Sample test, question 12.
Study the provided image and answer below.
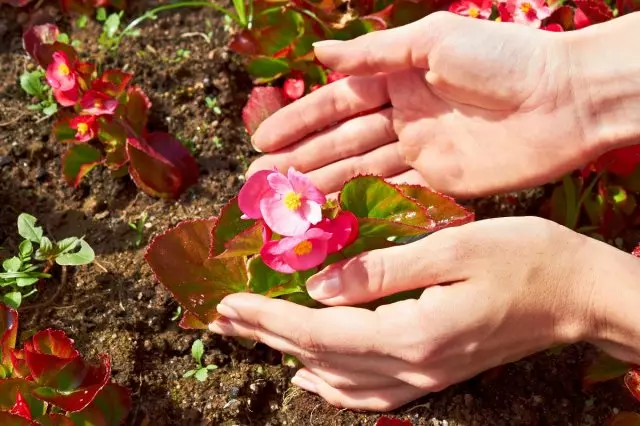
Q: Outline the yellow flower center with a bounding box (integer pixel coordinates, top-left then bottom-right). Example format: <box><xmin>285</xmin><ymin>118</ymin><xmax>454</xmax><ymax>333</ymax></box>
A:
<box><xmin>293</xmin><ymin>240</ymin><xmax>313</xmax><ymax>256</ymax></box>
<box><xmin>468</xmin><ymin>6</ymin><xmax>480</xmax><ymax>17</ymax></box>
<box><xmin>58</xmin><ymin>63</ymin><xmax>70</xmax><ymax>76</ymax></box>
<box><xmin>94</xmin><ymin>99</ymin><xmax>103</xmax><ymax>109</ymax></box>
<box><xmin>520</xmin><ymin>2</ymin><xmax>532</xmax><ymax>13</ymax></box>
<box><xmin>283</xmin><ymin>192</ymin><xmax>302</xmax><ymax>211</ymax></box>
<box><xmin>76</xmin><ymin>122</ymin><xmax>89</xmax><ymax>136</ymax></box>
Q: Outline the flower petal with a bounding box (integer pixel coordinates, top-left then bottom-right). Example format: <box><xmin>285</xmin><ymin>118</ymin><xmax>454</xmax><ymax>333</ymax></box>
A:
<box><xmin>267</xmin><ymin>171</ymin><xmax>293</xmax><ymax>194</ymax></box>
<box><xmin>287</xmin><ymin>167</ymin><xmax>326</xmax><ymax>205</ymax></box>
<box><xmin>301</xmin><ymin>200</ymin><xmax>323</xmax><ymax>225</ymax></box>
<box><xmin>284</xmin><ymin>239</ymin><xmax>329</xmax><ymax>271</ymax></box>
<box><xmin>316</xmin><ymin>211</ymin><xmax>359</xmax><ymax>253</ymax></box>
<box><xmin>261</xmin><ymin>196</ymin><xmax>310</xmax><ymax>236</ymax></box>
<box><xmin>238</xmin><ymin>170</ymin><xmax>274</xmax><ymax>219</ymax></box>
<box><xmin>261</xmin><ymin>240</ymin><xmax>297</xmax><ymax>273</ymax></box>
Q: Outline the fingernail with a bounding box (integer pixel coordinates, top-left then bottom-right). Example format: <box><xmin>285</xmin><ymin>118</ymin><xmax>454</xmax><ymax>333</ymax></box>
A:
<box><xmin>216</xmin><ymin>303</ymin><xmax>240</xmax><ymax>321</ymax></box>
<box><xmin>250</xmin><ymin>136</ymin><xmax>262</xmax><ymax>153</ymax></box>
<box><xmin>291</xmin><ymin>374</ymin><xmax>318</xmax><ymax>393</ymax></box>
<box><xmin>208</xmin><ymin>317</ymin><xmax>237</xmax><ymax>335</ymax></box>
<box><xmin>312</xmin><ymin>40</ymin><xmax>343</xmax><ymax>48</ymax></box>
<box><xmin>306</xmin><ymin>271</ymin><xmax>342</xmax><ymax>300</ymax></box>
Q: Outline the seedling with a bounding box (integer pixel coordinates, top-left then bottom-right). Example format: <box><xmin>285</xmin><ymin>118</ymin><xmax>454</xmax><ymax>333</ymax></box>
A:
<box><xmin>183</xmin><ymin>339</ymin><xmax>218</xmax><ymax>382</ymax></box>
<box><xmin>128</xmin><ymin>212</ymin><xmax>148</xmax><ymax>247</ymax></box>
<box><xmin>0</xmin><ymin>213</ymin><xmax>95</xmax><ymax>309</ymax></box>
<box><xmin>171</xmin><ymin>305</ymin><xmax>182</xmax><ymax>321</ymax></box>
<box><xmin>205</xmin><ymin>96</ymin><xmax>222</xmax><ymax>115</ymax></box>
<box><xmin>20</xmin><ymin>70</ymin><xmax>58</xmax><ymax>117</ymax></box>
<box><xmin>173</xmin><ymin>48</ymin><xmax>191</xmax><ymax>62</ymax></box>
<box><xmin>213</xmin><ymin>135</ymin><xmax>223</xmax><ymax>149</ymax></box>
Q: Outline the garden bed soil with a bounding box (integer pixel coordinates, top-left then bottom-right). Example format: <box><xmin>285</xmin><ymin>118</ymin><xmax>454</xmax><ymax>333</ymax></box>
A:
<box><xmin>0</xmin><ymin>2</ymin><xmax>637</xmax><ymax>425</ymax></box>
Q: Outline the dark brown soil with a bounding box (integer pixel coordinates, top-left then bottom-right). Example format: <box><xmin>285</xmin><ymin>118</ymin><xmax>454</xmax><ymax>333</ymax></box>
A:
<box><xmin>0</xmin><ymin>2</ymin><xmax>637</xmax><ymax>425</ymax></box>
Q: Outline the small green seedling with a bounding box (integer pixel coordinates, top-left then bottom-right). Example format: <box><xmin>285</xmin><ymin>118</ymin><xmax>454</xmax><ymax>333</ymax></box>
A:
<box><xmin>205</xmin><ymin>96</ymin><xmax>222</xmax><ymax>115</ymax></box>
<box><xmin>128</xmin><ymin>212</ymin><xmax>148</xmax><ymax>247</ymax></box>
<box><xmin>171</xmin><ymin>305</ymin><xmax>182</xmax><ymax>321</ymax></box>
<box><xmin>20</xmin><ymin>70</ymin><xmax>58</xmax><ymax>117</ymax></box>
<box><xmin>213</xmin><ymin>135</ymin><xmax>223</xmax><ymax>149</ymax></box>
<box><xmin>0</xmin><ymin>213</ymin><xmax>95</xmax><ymax>309</ymax></box>
<box><xmin>183</xmin><ymin>339</ymin><xmax>217</xmax><ymax>382</ymax></box>
<box><xmin>174</xmin><ymin>48</ymin><xmax>191</xmax><ymax>62</ymax></box>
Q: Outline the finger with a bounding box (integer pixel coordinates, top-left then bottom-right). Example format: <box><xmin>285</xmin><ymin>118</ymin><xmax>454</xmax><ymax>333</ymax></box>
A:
<box><xmin>247</xmin><ymin>108</ymin><xmax>395</xmax><ymax>177</ymax></box>
<box><xmin>305</xmin><ymin>227</ymin><xmax>466</xmax><ymax>305</ymax></box>
<box><xmin>305</xmin><ymin>142</ymin><xmax>409</xmax><ymax>194</ymax></box>
<box><xmin>386</xmin><ymin>169</ymin><xmax>431</xmax><ymax>187</ymax></box>
<box><xmin>299</xmin><ymin>365</ymin><xmax>402</xmax><ymax>390</ymax></box>
<box><xmin>252</xmin><ymin>75</ymin><xmax>389</xmax><ymax>152</ymax></box>
<box><xmin>291</xmin><ymin>369</ymin><xmax>427</xmax><ymax>412</ymax></box>
<box><xmin>313</xmin><ymin>12</ymin><xmax>458</xmax><ymax>75</ymax></box>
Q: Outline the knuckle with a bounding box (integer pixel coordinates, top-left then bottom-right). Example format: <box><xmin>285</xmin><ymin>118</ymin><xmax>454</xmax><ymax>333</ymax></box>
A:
<box><xmin>404</xmin><ymin>375</ymin><xmax>443</xmax><ymax>392</ymax></box>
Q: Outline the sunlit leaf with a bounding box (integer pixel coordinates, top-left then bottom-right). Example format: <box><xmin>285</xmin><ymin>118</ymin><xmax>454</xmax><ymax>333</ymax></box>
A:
<box><xmin>242</xmin><ymin>86</ymin><xmax>290</xmax><ymax>135</ymax></box>
<box><xmin>17</xmin><ymin>213</ymin><xmax>43</xmax><ymax>244</ymax></box>
<box><xmin>209</xmin><ymin>197</ymin><xmax>256</xmax><ymax>257</ymax></box>
<box><xmin>62</xmin><ymin>144</ymin><xmax>104</xmax><ymax>187</ymax></box>
<box><xmin>0</xmin><ymin>303</ymin><xmax>18</xmax><ymax>372</ymax></box>
<box><xmin>123</xmin><ymin>86</ymin><xmax>151</xmax><ymax>135</ymax></box>
<box><xmin>247</xmin><ymin>256</ymin><xmax>310</xmax><ymax>297</ymax></box>
<box><xmin>55</xmin><ymin>240</ymin><xmax>94</xmax><ymax>266</ymax></box>
<box><xmin>67</xmin><ymin>383</ymin><xmax>132</xmax><ymax>425</ymax></box>
<box><xmin>625</xmin><ymin>369</ymin><xmax>640</xmax><ymax>401</ymax></box>
<box><xmin>178</xmin><ymin>311</ymin><xmax>208</xmax><ymax>330</ymax></box>
<box><xmin>216</xmin><ymin>220</ymin><xmax>266</xmax><ymax>258</ymax></box>
<box><xmin>246</xmin><ymin>57</ymin><xmax>291</xmax><ymax>83</ymax></box>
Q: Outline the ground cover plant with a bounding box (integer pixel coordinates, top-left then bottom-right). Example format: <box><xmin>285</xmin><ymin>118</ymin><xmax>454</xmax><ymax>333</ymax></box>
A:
<box><xmin>2</xmin><ymin>0</ymin><xmax>640</xmax><ymax>423</ymax></box>
<box><xmin>0</xmin><ymin>303</ymin><xmax>131</xmax><ymax>424</ymax></box>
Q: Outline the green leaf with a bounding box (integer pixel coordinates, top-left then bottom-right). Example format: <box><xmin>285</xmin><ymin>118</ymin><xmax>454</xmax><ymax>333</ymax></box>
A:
<box><xmin>17</xmin><ymin>214</ymin><xmax>43</xmax><ymax>243</ymax></box>
<box><xmin>2</xmin><ymin>257</ymin><xmax>21</xmax><ymax>273</ymax></box>
<box><xmin>19</xmin><ymin>240</ymin><xmax>33</xmax><ymax>260</ymax></box>
<box><xmin>206</xmin><ymin>364</ymin><xmax>218</xmax><ymax>371</ymax></box>
<box><xmin>55</xmin><ymin>240</ymin><xmax>94</xmax><ymax>266</ymax></box>
<box><xmin>194</xmin><ymin>368</ymin><xmax>208</xmax><ymax>382</ymax></box>
<box><xmin>246</xmin><ymin>57</ymin><xmax>291</xmax><ymax>83</ymax></box>
<box><xmin>76</xmin><ymin>15</ymin><xmax>88</xmax><ymax>28</ymax></box>
<box><xmin>183</xmin><ymin>370</ymin><xmax>196</xmax><ymax>378</ymax></box>
<box><xmin>103</xmin><ymin>13</ymin><xmax>121</xmax><ymax>38</ymax></box>
<box><xmin>96</xmin><ymin>7</ymin><xmax>107</xmax><ymax>21</ymax></box>
<box><xmin>62</xmin><ymin>144</ymin><xmax>103</xmax><ymax>187</ymax></box>
<box><xmin>584</xmin><ymin>353</ymin><xmax>630</xmax><ymax>386</ymax></box>
<box><xmin>191</xmin><ymin>339</ymin><xmax>204</xmax><ymax>364</ymax></box>
<box><xmin>247</xmin><ymin>256</ymin><xmax>309</xmax><ymax>298</ymax></box>
<box><xmin>216</xmin><ymin>221</ymin><xmax>266</xmax><ymax>258</ymax></box>
<box><xmin>67</xmin><ymin>383</ymin><xmax>132</xmax><ymax>426</ymax></box>
<box><xmin>42</xmin><ymin>103</ymin><xmax>58</xmax><ymax>116</ymax></box>
<box><xmin>233</xmin><ymin>0</ymin><xmax>247</xmax><ymax>25</ymax></box>
<box><xmin>210</xmin><ymin>197</ymin><xmax>256</xmax><ymax>257</ymax></box>
<box><xmin>16</xmin><ymin>276</ymin><xmax>40</xmax><ymax>287</ymax></box>
<box><xmin>35</xmin><ymin>236</ymin><xmax>54</xmax><ymax>261</ymax></box>
<box><xmin>2</xmin><ymin>292</ymin><xmax>22</xmax><ymax>309</ymax></box>
<box><xmin>55</xmin><ymin>237</ymin><xmax>79</xmax><ymax>255</ymax></box>
<box><xmin>57</xmin><ymin>33</ymin><xmax>70</xmax><ymax>44</ymax></box>
<box><xmin>0</xmin><ymin>365</ymin><xmax>7</xmax><ymax>379</ymax></box>
<box><xmin>20</xmin><ymin>71</ymin><xmax>45</xmax><ymax>97</ymax></box>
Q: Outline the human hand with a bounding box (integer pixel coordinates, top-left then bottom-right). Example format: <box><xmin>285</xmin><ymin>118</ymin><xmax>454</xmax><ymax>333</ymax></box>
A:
<box><xmin>208</xmin><ymin>217</ymin><xmax>606</xmax><ymax>411</ymax></box>
<box><xmin>248</xmin><ymin>12</ymin><xmax>633</xmax><ymax>198</ymax></box>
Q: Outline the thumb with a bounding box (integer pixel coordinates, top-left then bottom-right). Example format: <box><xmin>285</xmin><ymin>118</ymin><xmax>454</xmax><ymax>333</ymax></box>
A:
<box><xmin>314</xmin><ymin>11</ymin><xmax>455</xmax><ymax>75</ymax></box>
<box><xmin>306</xmin><ymin>227</ymin><xmax>464</xmax><ymax>306</ymax></box>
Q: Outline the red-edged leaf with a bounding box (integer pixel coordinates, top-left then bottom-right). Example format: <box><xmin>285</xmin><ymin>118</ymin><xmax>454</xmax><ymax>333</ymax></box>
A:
<box><xmin>376</xmin><ymin>417</ymin><xmax>414</xmax><ymax>426</ymax></box>
<box><xmin>34</xmin><ymin>414</ymin><xmax>75</xmax><ymax>426</ymax></box>
<box><xmin>0</xmin><ymin>412</ymin><xmax>33</xmax><ymax>426</ymax></box>
<box><xmin>145</xmin><ymin>219</ymin><xmax>249</xmax><ymax>324</ymax></box>
<box><xmin>66</xmin><ymin>383</ymin><xmax>132</xmax><ymax>426</ymax></box>
<box><xmin>97</xmin><ymin>118</ymin><xmax>128</xmax><ymax>169</ymax></box>
<box><xmin>178</xmin><ymin>311</ymin><xmax>208</xmax><ymax>330</ymax></box>
<box><xmin>574</xmin><ymin>0</ymin><xmax>613</xmax><ymax>24</ymax></box>
<box><xmin>92</xmin><ymin>69</ymin><xmax>133</xmax><ymax>97</ymax></box>
<box><xmin>0</xmin><ymin>303</ymin><xmax>18</xmax><ymax>372</ymax></box>
<box><xmin>229</xmin><ymin>30</ymin><xmax>260</xmax><ymax>55</ymax></box>
<box><xmin>0</xmin><ymin>378</ymin><xmax>45</xmax><ymax>417</ymax></box>
<box><xmin>209</xmin><ymin>197</ymin><xmax>256</xmax><ymax>257</ymax></box>
<box><xmin>608</xmin><ymin>412</ymin><xmax>640</xmax><ymax>426</ymax></box>
<box><xmin>31</xmin><ymin>354</ymin><xmax>111</xmax><ymax>412</ymax></box>
<box><xmin>9</xmin><ymin>392</ymin><xmax>32</xmax><ymax>420</ymax></box>
<box><xmin>123</xmin><ymin>86</ymin><xmax>151</xmax><ymax>135</ymax></box>
<box><xmin>397</xmin><ymin>184</ymin><xmax>475</xmax><ymax>230</ymax></box>
<box><xmin>32</xmin><ymin>329</ymin><xmax>77</xmax><ymax>357</ymax></box>
<box><xmin>242</xmin><ymin>87</ymin><xmax>290</xmax><ymax>135</ymax></box>
<box><xmin>583</xmin><ymin>353</ymin><xmax>630</xmax><ymax>387</ymax></box>
<box><xmin>127</xmin><ymin>132</ymin><xmax>199</xmax><ymax>199</ymax></box>
<box><xmin>23</xmin><ymin>24</ymin><xmax>59</xmax><ymax>65</ymax></box>
<box><xmin>10</xmin><ymin>349</ymin><xmax>31</xmax><ymax>379</ymax></box>
<box><xmin>625</xmin><ymin>369</ymin><xmax>640</xmax><ymax>401</ymax></box>
<box><xmin>217</xmin><ymin>220</ymin><xmax>266</xmax><ymax>258</ymax></box>
<box><xmin>62</xmin><ymin>144</ymin><xmax>103</xmax><ymax>187</ymax></box>
<box><xmin>546</xmin><ymin>5</ymin><xmax>574</xmax><ymax>30</ymax></box>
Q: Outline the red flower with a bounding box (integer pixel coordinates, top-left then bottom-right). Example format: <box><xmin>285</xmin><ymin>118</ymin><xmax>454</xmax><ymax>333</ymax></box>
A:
<box><xmin>542</xmin><ymin>23</ymin><xmax>564</xmax><ymax>31</ymax></box>
<box><xmin>449</xmin><ymin>0</ymin><xmax>493</xmax><ymax>19</ymax></box>
<box><xmin>80</xmin><ymin>90</ymin><xmax>118</xmax><ymax>116</ymax></box>
<box><xmin>46</xmin><ymin>51</ymin><xmax>76</xmax><ymax>91</ymax></box>
<box><xmin>70</xmin><ymin>115</ymin><xmax>97</xmax><ymax>142</ymax></box>
<box><xmin>283</xmin><ymin>74</ymin><xmax>305</xmax><ymax>101</ymax></box>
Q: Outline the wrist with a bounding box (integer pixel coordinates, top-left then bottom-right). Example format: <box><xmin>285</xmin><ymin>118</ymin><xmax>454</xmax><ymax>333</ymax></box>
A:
<box><xmin>565</xmin><ymin>14</ymin><xmax>640</xmax><ymax>157</ymax></box>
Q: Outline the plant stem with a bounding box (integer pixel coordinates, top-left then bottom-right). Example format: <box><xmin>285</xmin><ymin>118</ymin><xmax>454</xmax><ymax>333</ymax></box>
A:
<box><xmin>116</xmin><ymin>1</ymin><xmax>241</xmax><ymax>49</ymax></box>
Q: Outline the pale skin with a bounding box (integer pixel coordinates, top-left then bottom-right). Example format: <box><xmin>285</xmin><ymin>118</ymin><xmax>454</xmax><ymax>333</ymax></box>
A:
<box><xmin>208</xmin><ymin>12</ymin><xmax>640</xmax><ymax>411</ymax></box>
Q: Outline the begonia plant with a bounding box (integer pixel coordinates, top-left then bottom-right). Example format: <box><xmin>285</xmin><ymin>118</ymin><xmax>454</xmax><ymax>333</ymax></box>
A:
<box><xmin>0</xmin><ymin>303</ymin><xmax>131</xmax><ymax>424</ymax></box>
<box><xmin>20</xmin><ymin>24</ymin><xmax>198</xmax><ymax>199</ymax></box>
<box><xmin>146</xmin><ymin>166</ymin><xmax>473</xmax><ymax>329</ymax></box>
<box><xmin>0</xmin><ymin>0</ymin><xmax>124</xmax><ymax>15</ymax></box>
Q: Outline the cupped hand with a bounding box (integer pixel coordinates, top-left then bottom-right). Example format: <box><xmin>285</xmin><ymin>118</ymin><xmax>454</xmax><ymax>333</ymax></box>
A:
<box><xmin>209</xmin><ymin>217</ymin><xmax>603</xmax><ymax>411</ymax></box>
<box><xmin>248</xmin><ymin>12</ymin><xmax>602</xmax><ymax>197</ymax></box>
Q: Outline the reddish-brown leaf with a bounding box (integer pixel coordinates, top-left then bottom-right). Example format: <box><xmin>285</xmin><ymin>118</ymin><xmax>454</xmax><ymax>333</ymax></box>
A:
<box><xmin>0</xmin><ymin>412</ymin><xmax>33</xmax><ymax>426</ymax></box>
<box><xmin>9</xmin><ymin>392</ymin><xmax>31</xmax><ymax>420</ymax></box>
<box><xmin>123</xmin><ymin>86</ymin><xmax>151</xmax><ymax>135</ymax></box>
<box><xmin>625</xmin><ymin>369</ymin><xmax>640</xmax><ymax>401</ymax></box>
<box><xmin>92</xmin><ymin>69</ymin><xmax>133</xmax><ymax>97</ymax></box>
<box><xmin>608</xmin><ymin>412</ymin><xmax>640</xmax><ymax>426</ymax></box>
<box><xmin>10</xmin><ymin>349</ymin><xmax>31</xmax><ymax>379</ymax></box>
<box><xmin>127</xmin><ymin>132</ymin><xmax>199</xmax><ymax>199</ymax></box>
<box><xmin>62</xmin><ymin>144</ymin><xmax>103</xmax><ymax>187</ymax></box>
<box><xmin>23</xmin><ymin>24</ymin><xmax>59</xmax><ymax>65</ymax></box>
<box><xmin>0</xmin><ymin>303</ymin><xmax>18</xmax><ymax>373</ymax></box>
<box><xmin>0</xmin><ymin>378</ymin><xmax>44</xmax><ymax>417</ymax></box>
<box><xmin>583</xmin><ymin>353</ymin><xmax>630</xmax><ymax>387</ymax></box>
<box><xmin>617</xmin><ymin>0</ymin><xmax>640</xmax><ymax>14</ymax></box>
<box><xmin>242</xmin><ymin>87</ymin><xmax>290</xmax><ymax>135</ymax></box>
<box><xmin>145</xmin><ymin>219</ymin><xmax>249</xmax><ymax>325</ymax></box>
<box><xmin>376</xmin><ymin>417</ymin><xmax>414</xmax><ymax>426</ymax></box>
<box><xmin>574</xmin><ymin>0</ymin><xmax>613</xmax><ymax>25</ymax></box>
<box><xmin>397</xmin><ymin>183</ymin><xmax>475</xmax><ymax>231</ymax></box>
<box><xmin>33</xmin><ymin>414</ymin><xmax>75</xmax><ymax>426</ymax></box>
<box><xmin>178</xmin><ymin>311</ymin><xmax>208</xmax><ymax>330</ymax></box>
<box><xmin>66</xmin><ymin>383</ymin><xmax>132</xmax><ymax>425</ymax></box>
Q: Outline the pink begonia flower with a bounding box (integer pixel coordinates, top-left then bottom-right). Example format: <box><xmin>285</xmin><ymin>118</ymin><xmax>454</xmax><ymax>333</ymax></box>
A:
<box><xmin>46</xmin><ymin>51</ymin><xmax>76</xmax><ymax>91</ymax></box>
<box><xmin>448</xmin><ymin>0</ymin><xmax>493</xmax><ymax>19</ymax></box>
<box><xmin>261</xmin><ymin>228</ymin><xmax>332</xmax><ymax>273</ymax></box>
<box><xmin>69</xmin><ymin>115</ymin><xmax>97</xmax><ymax>142</ymax></box>
<box><xmin>53</xmin><ymin>85</ymin><xmax>80</xmax><ymax>107</ymax></box>
<box><xmin>79</xmin><ymin>90</ymin><xmax>119</xmax><ymax>116</ymax></box>
<box><xmin>502</xmin><ymin>0</ymin><xmax>552</xmax><ymax>27</ymax></box>
<box><xmin>238</xmin><ymin>167</ymin><xmax>326</xmax><ymax>237</ymax></box>
<box><xmin>315</xmin><ymin>211</ymin><xmax>359</xmax><ymax>253</ymax></box>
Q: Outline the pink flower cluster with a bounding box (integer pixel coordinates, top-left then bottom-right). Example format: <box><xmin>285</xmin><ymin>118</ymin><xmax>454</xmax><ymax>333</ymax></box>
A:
<box><xmin>238</xmin><ymin>167</ymin><xmax>359</xmax><ymax>273</ymax></box>
<box><xmin>448</xmin><ymin>0</ymin><xmax>553</xmax><ymax>28</ymax></box>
